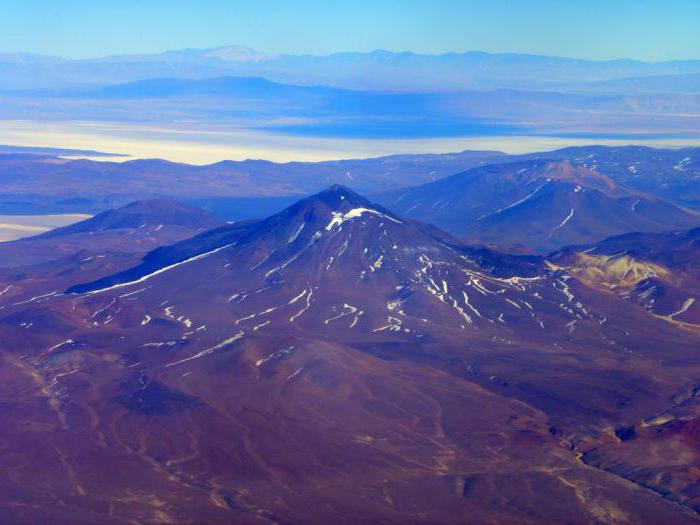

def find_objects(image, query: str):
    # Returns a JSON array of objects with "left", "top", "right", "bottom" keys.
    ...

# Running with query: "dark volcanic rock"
[{"left": 117, "top": 378, "right": 200, "bottom": 415}]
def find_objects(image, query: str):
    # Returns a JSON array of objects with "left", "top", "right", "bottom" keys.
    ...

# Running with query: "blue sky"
[{"left": 1, "top": 0, "right": 698, "bottom": 61}]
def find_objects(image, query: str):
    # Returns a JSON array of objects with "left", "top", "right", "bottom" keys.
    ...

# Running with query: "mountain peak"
[
  {"left": 287, "top": 185, "right": 402, "bottom": 225},
  {"left": 205, "top": 45, "right": 276, "bottom": 62},
  {"left": 317, "top": 183, "right": 367, "bottom": 201},
  {"left": 35, "top": 199, "right": 223, "bottom": 239},
  {"left": 542, "top": 160, "right": 619, "bottom": 193},
  {"left": 323, "top": 183, "right": 353, "bottom": 193},
  {"left": 245, "top": 185, "right": 402, "bottom": 250}
]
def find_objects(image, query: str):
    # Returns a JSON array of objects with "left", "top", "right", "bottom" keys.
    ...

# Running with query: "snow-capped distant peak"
[{"left": 204, "top": 45, "right": 277, "bottom": 62}]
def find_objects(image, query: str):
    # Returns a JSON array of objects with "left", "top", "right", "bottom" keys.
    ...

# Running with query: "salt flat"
[
  {"left": 0, "top": 214, "right": 91, "bottom": 241},
  {"left": 2, "top": 119, "right": 700, "bottom": 165}
]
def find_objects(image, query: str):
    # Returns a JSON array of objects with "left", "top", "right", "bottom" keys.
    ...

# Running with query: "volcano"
[{"left": 1, "top": 187, "right": 699, "bottom": 523}]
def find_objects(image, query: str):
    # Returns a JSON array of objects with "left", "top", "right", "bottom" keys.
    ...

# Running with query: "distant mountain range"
[
  {"left": 0, "top": 147, "right": 506, "bottom": 213},
  {"left": 3, "top": 47, "right": 700, "bottom": 141},
  {"left": 1, "top": 144, "right": 698, "bottom": 253},
  {"left": 585, "top": 72, "right": 700, "bottom": 94},
  {"left": 377, "top": 159, "right": 700, "bottom": 252},
  {"left": 2, "top": 77, "right": 698, "bottom": 143},
  {"left": 3, "top": 45, "right": 700, "bottom": 92}
]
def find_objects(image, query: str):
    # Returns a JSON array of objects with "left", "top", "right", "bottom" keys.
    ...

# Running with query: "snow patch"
[{"left": 325, "top": 208, "right": 401, "bottom": 231}]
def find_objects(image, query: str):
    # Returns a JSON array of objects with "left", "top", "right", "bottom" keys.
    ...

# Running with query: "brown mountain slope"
[{"left": 0, "top": 187, "right": 699, "bottom": 523}]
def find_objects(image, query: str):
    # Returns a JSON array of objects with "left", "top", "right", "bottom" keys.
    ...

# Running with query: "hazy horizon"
[
  {"left": 2, "top": 0, "right": 699, "bottom": 61},
  {"left": 4, "top": 43, "right": 700, "bottom": 63}
]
